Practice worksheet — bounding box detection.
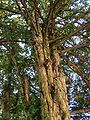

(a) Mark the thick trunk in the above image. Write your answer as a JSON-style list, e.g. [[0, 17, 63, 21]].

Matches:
[[33, 30, 70, 120], [51, 47, 70, 120]]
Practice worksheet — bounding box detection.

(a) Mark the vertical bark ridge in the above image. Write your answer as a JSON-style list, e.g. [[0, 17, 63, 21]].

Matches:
[[33, 32, 53, 119], [51, 47, 70, 120], [33, 20, 70, 119]]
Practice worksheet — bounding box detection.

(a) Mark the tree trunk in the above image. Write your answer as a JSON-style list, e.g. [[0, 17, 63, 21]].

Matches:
[[33, 28, 70, 120], [24, 75, 30, 106], [23, 75, 31, 119], [2, 74, 11, 120]]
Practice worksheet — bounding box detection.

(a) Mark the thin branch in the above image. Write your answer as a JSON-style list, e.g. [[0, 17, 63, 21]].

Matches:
[[15, 0, 40, 35], [45, 0, 61, 33], [15, 0, 23, 15], [0, 40, 33, 44], [55, 11, 88, 32], [31, 0, 44, 21], [50, 21, 90, 45], [62, 42, 90, 53], [67, 22, 90, 40], [20, 0, 39, 35], [0, 7, 20, 14], [20, 0, 30, 17], [67, 51, 90, 66], [0, 37, 34, 46], [62, 55, 90, 89], [71, 108, 90, 115]]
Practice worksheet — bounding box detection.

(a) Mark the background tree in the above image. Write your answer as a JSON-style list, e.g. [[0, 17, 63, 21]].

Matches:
[[0, 0, 90, 120]]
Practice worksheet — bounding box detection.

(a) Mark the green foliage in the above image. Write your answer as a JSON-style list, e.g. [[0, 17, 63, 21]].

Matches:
[[0, 0, 90, 119]]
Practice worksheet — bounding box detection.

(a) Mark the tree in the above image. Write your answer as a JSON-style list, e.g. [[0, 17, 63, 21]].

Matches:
[[0, 0, 90, 120]]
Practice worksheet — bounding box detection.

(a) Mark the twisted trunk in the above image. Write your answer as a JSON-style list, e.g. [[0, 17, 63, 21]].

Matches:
[[33, 27, 70, 120]]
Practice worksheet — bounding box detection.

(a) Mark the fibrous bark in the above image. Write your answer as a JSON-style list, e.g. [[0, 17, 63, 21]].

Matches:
[[33, 26, 70, 120]]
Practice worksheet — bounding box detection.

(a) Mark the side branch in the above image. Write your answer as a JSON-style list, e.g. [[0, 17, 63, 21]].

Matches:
[[0, 6, 20, 14], [71, 108, 90, 115], [50, 21, 90, 45], [67, 51, 90, 66], [67, 22, 90, 39], [0, 37, 34, 45], [55, 10, 89, 36], [15, 0, 39, 35], [62, 55, 90, 89], [20, 0, 30, 17], [0, 40, 29, 44], [62, 42, 90, 53], [15, 0, 23, 15], [46, 0, 61, 32], [31, 0, 44, 21]]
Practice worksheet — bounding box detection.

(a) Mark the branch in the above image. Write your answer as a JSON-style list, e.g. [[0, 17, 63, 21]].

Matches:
[[20, 0, 30, 18], [0, 40, 26, 44], [62, 55, 90, 89], [67, 22, 90, 39], [67, 51, 90, 66], [0, 39, 33, 43], [71, 108, 90, 115], [0, 6, 20, 14], [14, 0, 41, 35], [50, 21, 90, 45], [45, 0, 61, 32], [55, 10, 88, 32], [0, 37, 34, 45], [15, 0, 23, 15], [62, 42, 90, 53], [30, 0, 44, 21]]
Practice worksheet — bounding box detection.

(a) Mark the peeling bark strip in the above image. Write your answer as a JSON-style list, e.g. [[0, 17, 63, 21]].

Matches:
[[33, 22, 70, 119]]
